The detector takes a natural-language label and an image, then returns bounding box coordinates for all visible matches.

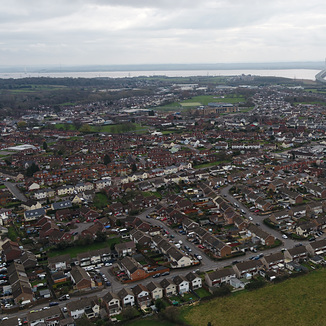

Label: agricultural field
[181,269,326,326]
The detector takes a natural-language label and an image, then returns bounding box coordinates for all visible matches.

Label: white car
[282,234,288,239]
[248,216,253,221]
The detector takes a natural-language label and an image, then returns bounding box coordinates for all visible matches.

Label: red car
[254,210,260,213]
[198,245,204,249]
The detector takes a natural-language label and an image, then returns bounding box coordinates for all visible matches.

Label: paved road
[4,181,27,202]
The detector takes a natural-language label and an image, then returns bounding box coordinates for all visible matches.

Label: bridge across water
[315,69,326,83]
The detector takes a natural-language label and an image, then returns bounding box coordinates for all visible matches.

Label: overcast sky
[1,0,326,67]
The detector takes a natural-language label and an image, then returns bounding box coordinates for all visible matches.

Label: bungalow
[205,268,237,287]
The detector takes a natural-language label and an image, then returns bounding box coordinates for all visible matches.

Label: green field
[181,269,326,326]
[124,319,175,326]
[54,123,149,134]
[180,102,202,107]
[48,237,120,258]
[182,95,245,105]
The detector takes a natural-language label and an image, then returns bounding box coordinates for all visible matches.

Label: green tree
[131,163,137,172]
[26,162,40,177]
[104,154,111,165]
[79,124,91,133]
[155,298,165,312]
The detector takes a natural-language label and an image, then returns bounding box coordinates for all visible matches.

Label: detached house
[185,272,202,290]
[132,284,152,307]
[160,278,177,297]
[117,288,135,307]
[147,281,164,300]
[102,291,121,316]
[173,275,189,294]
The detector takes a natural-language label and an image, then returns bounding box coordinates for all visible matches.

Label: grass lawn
[93,192,109,209]
[181,95,245,105]
[195,288,211,298]
[125,318,175,326]
[181,269,326,326]
[48,237,120,258]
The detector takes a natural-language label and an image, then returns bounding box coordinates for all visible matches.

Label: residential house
[173,275,189,294]
[205,268,237,287]
[233,260,263,278]
[67,297,99,319]
[261,252,285,270]
[70,266,94,290]
[48,254,71,272]
[146,281,164,300]
[132,284,152,307]
[27,306,62,326]
[306,239,326,256]
[117,288,135,307]
[2,240,22,262]
[185,272,202,290]
[102,291,121,316]
[159,278,177,297]
[247,224,275,246]
[284,246,309,262]
[119,257,148,281]
[24,207,46,222]
[115,241,136,257]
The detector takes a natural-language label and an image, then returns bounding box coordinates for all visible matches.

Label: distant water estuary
[0,69,321,80]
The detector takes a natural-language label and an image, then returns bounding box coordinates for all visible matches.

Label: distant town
[1,73,326,325]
